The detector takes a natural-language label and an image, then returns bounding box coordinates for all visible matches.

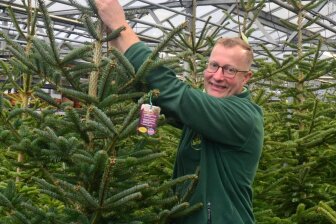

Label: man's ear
[243,71,253,85]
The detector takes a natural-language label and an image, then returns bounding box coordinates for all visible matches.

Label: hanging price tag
[138,104,161,135]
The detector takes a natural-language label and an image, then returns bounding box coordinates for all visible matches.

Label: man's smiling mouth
[209,81,227,90]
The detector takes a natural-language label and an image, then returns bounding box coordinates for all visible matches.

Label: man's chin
[207,90,228,98]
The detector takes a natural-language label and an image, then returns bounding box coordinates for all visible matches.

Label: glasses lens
[223,65,237,77]
[207,62,218,72]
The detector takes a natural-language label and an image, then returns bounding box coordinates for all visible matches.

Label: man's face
[204,44,253,98]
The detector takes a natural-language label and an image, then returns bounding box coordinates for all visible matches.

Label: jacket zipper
[207,202,212,224]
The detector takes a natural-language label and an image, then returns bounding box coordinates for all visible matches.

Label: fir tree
[251,1,336,223]
[0,0,201,223]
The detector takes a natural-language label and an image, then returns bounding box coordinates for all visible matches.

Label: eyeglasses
[206,62,249,78]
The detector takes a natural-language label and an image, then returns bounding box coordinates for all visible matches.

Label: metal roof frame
[0,0,336,60]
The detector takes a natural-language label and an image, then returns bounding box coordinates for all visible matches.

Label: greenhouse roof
[0,0,336,60]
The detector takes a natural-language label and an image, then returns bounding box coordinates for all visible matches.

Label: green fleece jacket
[125,42,264,224]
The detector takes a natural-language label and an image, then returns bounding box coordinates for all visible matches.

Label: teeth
[211,82,226,89]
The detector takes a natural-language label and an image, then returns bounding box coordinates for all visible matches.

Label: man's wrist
[109,24,140,53]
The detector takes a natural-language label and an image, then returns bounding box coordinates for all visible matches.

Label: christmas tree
[0,0,201,223]
[251,1,336,223]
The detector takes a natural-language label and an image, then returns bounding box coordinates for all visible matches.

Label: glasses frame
[206,62,249,78]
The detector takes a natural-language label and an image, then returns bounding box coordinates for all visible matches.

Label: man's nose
[213,68,224,80]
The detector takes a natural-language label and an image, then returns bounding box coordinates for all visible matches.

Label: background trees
[0,0,336,223]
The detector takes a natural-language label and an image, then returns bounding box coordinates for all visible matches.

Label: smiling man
[96,1,264,223]
[204,38,253,98]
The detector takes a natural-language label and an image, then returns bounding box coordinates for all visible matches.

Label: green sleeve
[125,42,263,148]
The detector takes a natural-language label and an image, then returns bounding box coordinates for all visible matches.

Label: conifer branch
[7,7,26,40]
[169,202,203,219]
[180,167,200,203]
[168,202,189,215]
[308,100,318,134]
[59,87,98,105]
[104,184,149,207]
[302,16,319,30]
[0,113,21,142]
[69,62,97,72]
[117,153,166,168]
[35,127,58,143]
[0,31,25,53]
[72,153,95,164]
[306,39,322,80]
[6,46,36,71]
[302,33,321,42]
[99,92,145,108]
[245,2,265,31]
[83,15,100,41]
[147,196,178,206]
[78,186,100,208]
[91,106,119,135]
[30,9,38,36]
[118,118,139,139]
[69,0,94,16]
[4,60,26,90]
[86,120,114,136]
[0,94,3,111]
[107,192,142,208]
[150,22,188,60]
[91,150,108,178]
[52,179,89,205]
[31,38,57,66]
[88,21,104,98]
[37,0,61,65]
[118,93,147,135]
[317,201,336,223]
[0,60,10,75]
[20,202,47,219]
[166,20,192,51]
[12,211,29,224]
[251,0,266,11]
[117,59,153,92]
[61,44,93,65]
[34,90,61,109]
[150,57,181,70]
[304,0,326,11]
[195,16,211,50]
[86,0,98,16]
[288,0,301,10]
[34,177,69,203]
[259,44,281,66]
[70,68,94,81]
[158,209,170,224]
[280,19,298,31]
[155,174,198,193]
[0,192,13,208]
[253,89,266,105]
[98,157,116,210]
[65,108,90,143]
[102,26,126,42]
[109,47,135,77]
[8,108,42,123]
[97,60,116,101]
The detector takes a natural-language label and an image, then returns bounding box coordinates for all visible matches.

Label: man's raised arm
[96,0,140,53]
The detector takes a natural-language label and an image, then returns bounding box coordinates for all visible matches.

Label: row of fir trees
[0,0,336,223]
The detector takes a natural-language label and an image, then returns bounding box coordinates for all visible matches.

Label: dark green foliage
[1,0,336,223]
[0,1,200,223]
[251,2,336,222]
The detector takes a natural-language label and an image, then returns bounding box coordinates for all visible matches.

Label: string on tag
[148,92,153,109]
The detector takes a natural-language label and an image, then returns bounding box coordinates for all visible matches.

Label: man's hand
[95,0,140,53]
[95,0,126,30]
